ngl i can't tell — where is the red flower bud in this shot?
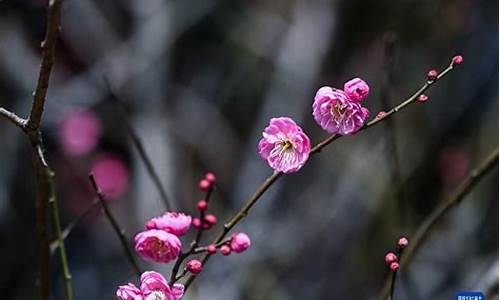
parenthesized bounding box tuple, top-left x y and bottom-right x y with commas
(427, 69, 438, 81)
(186, 259, 203, 274)
(197, 200, 208, 211)
(220, 245, 232, 256)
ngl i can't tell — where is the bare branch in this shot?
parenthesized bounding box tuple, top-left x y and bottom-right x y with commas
(0, 107, 26, 130)
(104, 78, 173, 210)
(89, 174, 142, 276)
(26, 0, 64, 130)
(377, 148, 498, 300)
(50, 198, 100, 254)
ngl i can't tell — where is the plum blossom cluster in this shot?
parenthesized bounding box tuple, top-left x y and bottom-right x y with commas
(117, 172, 252, 299)
(116, 271, 184, 300)
(258, 78, 371, 173)
(384, 236, 409, 272)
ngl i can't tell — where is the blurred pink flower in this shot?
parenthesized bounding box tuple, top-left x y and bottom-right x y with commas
(258, 117, 311, 173)
(116, 283, 142, 300)
(439, 146, 469, 188)
(59, 109, 102, 156)
(230, 232, 251, 253)
(146, 212, 192, 236)
(312, 87, 369, 135)
(91, 153, 129, 199)
(343, 78, 370, 102)
(135, 229, 182, 263)
(140, 271, 184, 300)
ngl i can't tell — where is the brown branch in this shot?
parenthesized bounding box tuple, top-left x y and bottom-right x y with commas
(26, 0, 64, 131)
(183, 58, 460, 290)
(88, 174, 142, 276)
(104, 78, 173, 210)
(377, 149, 499, 300)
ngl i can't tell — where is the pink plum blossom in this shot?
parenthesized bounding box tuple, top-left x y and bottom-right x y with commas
(134, 230, 182, 264)
(230, 232, 251, 253)
(91, 153, 129, 199)
(59, 109, 101, 156)
(146, 212, 192, 236)
(258, 117, 311, 173)
(116, 283, 143, 300)
(312, 87, 370, 135)
(140, 271, 184, 300)
(343, 78, 370, 102)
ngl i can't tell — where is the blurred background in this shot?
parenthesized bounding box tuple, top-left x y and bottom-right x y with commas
(0, 0, 498, 299)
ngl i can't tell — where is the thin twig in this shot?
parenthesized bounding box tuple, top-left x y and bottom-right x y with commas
(26, 0, 64, 131)
(50, 198, 100, 253)
(389, 270, 397, 300)
(88, 174, 142, 276)
(48, 171, 73, 299)
(184, 58, 459, 290)
(170, 185, 215, 284)
(380, 33, 409, 226)
(377, 149, 499, 300)
(0, 108, 26, 130)
(104, 78, 173, 210)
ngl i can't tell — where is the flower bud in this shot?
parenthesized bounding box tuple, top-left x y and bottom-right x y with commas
(186, 259, 203, 274)
(230, 233, 251, 253)
(205, 172, 216, 183)
(376, 111, 386, 119)
(220, 245, 232, 256)
(427, 69, 438, 81)
(385, 252, 398, 265)
(204, 214, 217, 226)
(417, 94, 428, 103)
(199, 179, 211, 191)
(192, 218, 202, 229)
(397, 237, 409, 249)
(344, 78, 370, 102)
(452, 55, 463, 66)
(390, 261, 400, 271)
(197, 200, 208, 211)
(207, 244, 217, 255)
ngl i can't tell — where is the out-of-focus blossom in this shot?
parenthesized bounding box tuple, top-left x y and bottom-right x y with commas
(343, 78, 370, 102)
(116, 283, 142, 300)
(439, 146, 469, 188)
(258, 117, 311, 173)
(91, 153, 129, 199)
(59, 109, 101, 156)
(313, 87, 370, 135)
(230, 232, 251, 253)
(146, 212, 192, 236)
(135, 230, 182, 263)
(140, 271, 184, 300)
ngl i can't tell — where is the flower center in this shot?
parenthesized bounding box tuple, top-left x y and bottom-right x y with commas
(335, 103, 346, 116)
(331, 102, 347, 125)
(282, 140, 293, 151)
(153, 291, 166, 300)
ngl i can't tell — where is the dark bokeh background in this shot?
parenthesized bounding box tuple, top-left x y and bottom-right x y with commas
(0, 0, 498, 299)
